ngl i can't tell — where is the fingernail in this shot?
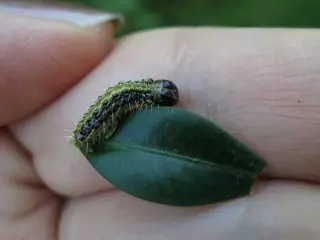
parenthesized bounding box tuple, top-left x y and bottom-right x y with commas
(0, 1, 124, 28)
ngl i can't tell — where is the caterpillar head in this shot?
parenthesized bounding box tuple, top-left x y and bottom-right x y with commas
(155, 80, 179, 106)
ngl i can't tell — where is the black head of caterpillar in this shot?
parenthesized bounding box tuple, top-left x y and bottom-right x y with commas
(68, 79, 179, 153)
(154, 79, 179, 106)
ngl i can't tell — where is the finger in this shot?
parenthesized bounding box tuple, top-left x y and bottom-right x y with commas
(0, 3, 121, 126)
(10, 28, 320, 198)
(0, 129, 60, 240)
(59, 181, 320, 240)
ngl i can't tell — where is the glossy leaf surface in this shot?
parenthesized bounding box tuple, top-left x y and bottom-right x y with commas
(85, 107, 266, 206)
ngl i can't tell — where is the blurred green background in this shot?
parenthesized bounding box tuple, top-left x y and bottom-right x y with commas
(64, 0, 320, 35)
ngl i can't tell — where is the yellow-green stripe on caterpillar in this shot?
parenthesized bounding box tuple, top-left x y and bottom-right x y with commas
(68, 79, 179, 153)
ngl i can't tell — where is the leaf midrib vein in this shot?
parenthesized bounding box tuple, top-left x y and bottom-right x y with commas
(108, 141, 258, 176)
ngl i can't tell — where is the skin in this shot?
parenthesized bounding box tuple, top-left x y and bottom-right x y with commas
(2, 12, 320, 240)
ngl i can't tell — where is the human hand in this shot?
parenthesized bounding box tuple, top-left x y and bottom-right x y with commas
(2, 4, 320, 240)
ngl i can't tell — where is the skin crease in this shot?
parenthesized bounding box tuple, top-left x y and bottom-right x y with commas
(2, 12, 320, 240)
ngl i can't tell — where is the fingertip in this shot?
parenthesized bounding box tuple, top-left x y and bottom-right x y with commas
(0, 11, 118, 125)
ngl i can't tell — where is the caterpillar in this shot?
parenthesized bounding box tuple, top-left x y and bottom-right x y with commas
(68, 78, 179, 153)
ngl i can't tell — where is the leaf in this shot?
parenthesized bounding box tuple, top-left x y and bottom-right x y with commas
(84, 107, 266, 206)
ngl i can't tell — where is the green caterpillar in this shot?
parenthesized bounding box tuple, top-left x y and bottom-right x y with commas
(68, 79, 179, 153)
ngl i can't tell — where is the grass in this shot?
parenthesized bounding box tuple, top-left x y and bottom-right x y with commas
(63, 0, 320, 35)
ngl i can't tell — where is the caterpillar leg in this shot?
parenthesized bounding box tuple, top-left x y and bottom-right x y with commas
(103, 120, 119, 140)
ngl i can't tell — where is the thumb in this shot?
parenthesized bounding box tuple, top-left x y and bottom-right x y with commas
(0, 2, 122, 126)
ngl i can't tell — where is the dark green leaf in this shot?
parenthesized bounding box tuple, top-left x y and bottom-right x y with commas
(84, 107, 266, 206)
